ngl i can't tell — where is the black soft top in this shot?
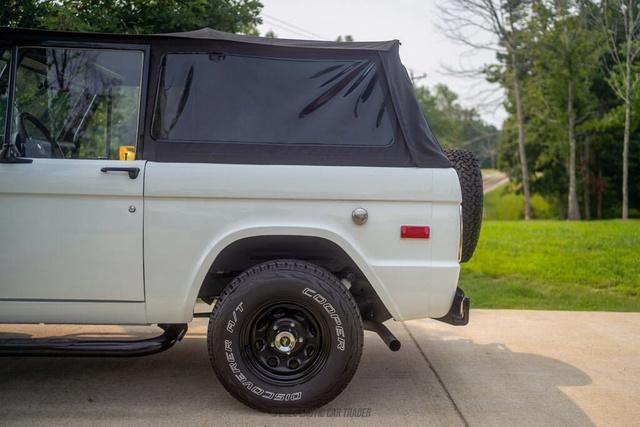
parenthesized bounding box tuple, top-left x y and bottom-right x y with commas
(161, 27, 400, 51)
(0, 27, 449, 168)
(1, 26, 399, 50)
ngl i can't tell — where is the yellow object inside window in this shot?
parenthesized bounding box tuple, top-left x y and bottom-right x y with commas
(119, 145, 136, 160)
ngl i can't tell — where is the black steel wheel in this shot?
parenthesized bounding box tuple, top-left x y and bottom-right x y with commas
(207, 260, 363, 413)
(243, 302, 329, 384)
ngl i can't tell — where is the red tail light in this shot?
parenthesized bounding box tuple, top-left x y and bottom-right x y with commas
(401, 225, 430, 239)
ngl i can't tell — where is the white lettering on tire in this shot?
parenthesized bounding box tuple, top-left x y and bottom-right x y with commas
(224, 309, 302, 401)
(225, 302, 244, 333)
(302, 288, 346, 351)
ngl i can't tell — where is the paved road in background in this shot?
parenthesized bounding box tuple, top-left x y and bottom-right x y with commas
(1, 310, 639, 426)
(482, 171, 508, 194)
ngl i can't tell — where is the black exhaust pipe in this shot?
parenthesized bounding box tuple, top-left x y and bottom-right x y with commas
(363, 320, 401, 351)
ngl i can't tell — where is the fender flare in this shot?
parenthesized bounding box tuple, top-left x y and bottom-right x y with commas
(181, 225, 401, 321)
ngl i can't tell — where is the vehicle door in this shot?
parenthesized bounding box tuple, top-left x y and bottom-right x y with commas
(0, 44, 147, 313)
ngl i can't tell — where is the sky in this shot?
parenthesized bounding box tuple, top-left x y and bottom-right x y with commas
(257, 0, 506, 128)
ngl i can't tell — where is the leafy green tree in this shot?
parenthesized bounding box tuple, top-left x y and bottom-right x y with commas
(439, 0, 534, 219)
(0, 0, 51, 29)
(600, 0, 640, 219)
(1, 0, 263, 34)
(416, 84, 499, 167)
(527, 0, 603, 219)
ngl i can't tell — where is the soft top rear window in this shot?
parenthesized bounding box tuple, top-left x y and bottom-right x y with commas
(151, 53, 395, 147)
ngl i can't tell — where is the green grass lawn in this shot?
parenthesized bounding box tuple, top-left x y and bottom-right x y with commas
(483, 182, 557, 220)
(460, 220, 640, 311)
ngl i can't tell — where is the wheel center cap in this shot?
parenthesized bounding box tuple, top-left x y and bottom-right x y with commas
(274, 331, 296, 353)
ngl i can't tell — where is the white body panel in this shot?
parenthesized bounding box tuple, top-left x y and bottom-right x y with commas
(0, 159, 146, 323)
(0, 301, 146, 324)
(143, 163, 461, 323)
(0, 160, 462, 324)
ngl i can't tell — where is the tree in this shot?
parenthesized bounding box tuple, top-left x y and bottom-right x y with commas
(528, 1, 602, 219)
(600, 0, 640, 219)
(415, 84, 499, 167)
(440, 0, 638, 218)
(1, 0, 263, 34)
(439, 0, 534, 219)
(0, 0, 51, 29)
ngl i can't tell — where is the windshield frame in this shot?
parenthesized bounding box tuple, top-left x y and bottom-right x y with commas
(1, 39, 150, 159)
(1, 44, 16, 149)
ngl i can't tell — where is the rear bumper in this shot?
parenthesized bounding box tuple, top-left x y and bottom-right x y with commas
(434, 287, 470, 326)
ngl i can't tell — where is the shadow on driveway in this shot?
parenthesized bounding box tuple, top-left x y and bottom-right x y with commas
(405, 321, 594, 426)
(0, 321, 593, 426)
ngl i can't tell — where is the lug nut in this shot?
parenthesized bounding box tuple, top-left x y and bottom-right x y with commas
(288, 359, 300, 369)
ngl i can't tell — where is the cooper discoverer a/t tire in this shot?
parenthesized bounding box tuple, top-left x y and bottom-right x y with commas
(207, 259, 363, 413)
(444, 149, 483, 262)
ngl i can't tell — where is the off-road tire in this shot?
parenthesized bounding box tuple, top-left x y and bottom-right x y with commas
(207, 259, 363, 413)
(444, 149, 483, 262)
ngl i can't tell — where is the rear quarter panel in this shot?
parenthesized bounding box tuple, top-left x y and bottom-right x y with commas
(143, 162, 461, 323)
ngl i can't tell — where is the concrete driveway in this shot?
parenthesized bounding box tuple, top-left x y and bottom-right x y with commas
(1, 310, 639, 426)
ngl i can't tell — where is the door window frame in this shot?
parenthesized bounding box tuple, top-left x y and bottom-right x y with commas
(1, 43, 17, 149)
(1, 41, 150, 160)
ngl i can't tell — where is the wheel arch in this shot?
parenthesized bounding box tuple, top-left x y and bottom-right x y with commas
(185, 227, 396, 323)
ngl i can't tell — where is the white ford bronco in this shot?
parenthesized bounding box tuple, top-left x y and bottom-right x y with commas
(0, 27, 482, 412)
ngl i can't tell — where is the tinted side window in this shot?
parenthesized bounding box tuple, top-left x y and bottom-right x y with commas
(152, 53, 395, 146)
(11, 47, 143, 160)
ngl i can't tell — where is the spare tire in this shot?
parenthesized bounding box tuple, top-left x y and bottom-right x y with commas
(443, 149, 483, 262)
